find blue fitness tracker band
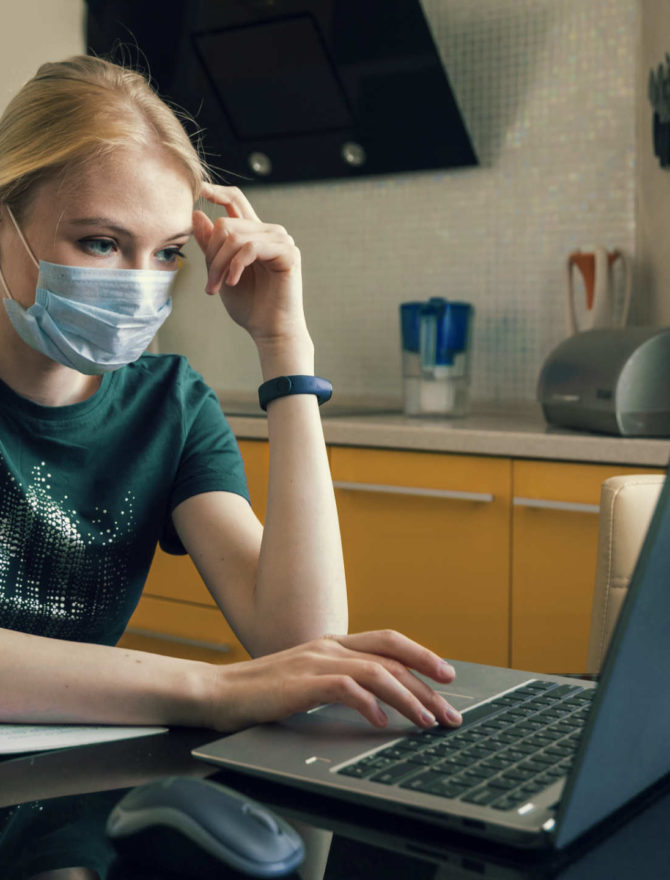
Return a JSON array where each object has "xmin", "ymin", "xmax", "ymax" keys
[{"xmin": 258, "ymin": 375, "xmax": 333, "ymax": 411}]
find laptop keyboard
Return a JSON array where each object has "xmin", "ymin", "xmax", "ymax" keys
[{"xmin": 336, "ymin": 681, "xmax": 595, "ymax": 811}]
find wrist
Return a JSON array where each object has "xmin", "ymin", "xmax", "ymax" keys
[
  {"xmin": 169, "ymin": 659, "xmax": 219, "ymax": 729},
  {"xmin": 256, "ymin": 333, "xmax": 315, "ymax": 381},
  {"xmin": 259, "ymin": 375, "xmax": 332, "ymax": 411}
]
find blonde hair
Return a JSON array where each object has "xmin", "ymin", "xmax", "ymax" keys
[{"xmin": 0, "ymin": 55, "xmax": 208, "ymax": 215}]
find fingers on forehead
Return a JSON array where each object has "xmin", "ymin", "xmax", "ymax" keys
[{"xmin": 201, "ymin": 184, "xmax": 261, "ymax": 222}]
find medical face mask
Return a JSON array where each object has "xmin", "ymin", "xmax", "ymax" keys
[{"xmin": 0, "ymin": 206, "xmax": 175, "ymax": 375}]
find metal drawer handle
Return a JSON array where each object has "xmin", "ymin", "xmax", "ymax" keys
[
  {"xmin": 125, "ymin": 627, "xmax": 232, "ymax": 653},
  {"xmin": 513, "ymin": 497, "xmax": 600, "ymax": 514},
  {"xmin": 333, "ymin": 480, "xmax": 494, "ymax": 503}
]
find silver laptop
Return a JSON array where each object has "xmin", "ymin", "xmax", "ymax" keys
[{"xmin": 193, "ymin": 468, "xmax": 670, "ymax": 851}]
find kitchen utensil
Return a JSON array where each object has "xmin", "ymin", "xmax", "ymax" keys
[
  {"xmin": 566, "ymin": 246, "xmax": 632, "ymax": 335},
  {"xmin": 538, "ymin": 326, "xmax": 670, "ymax": 436},
  {"xmin": 399, "ymin": 297, "xmax": 474, "ymax": 416}
]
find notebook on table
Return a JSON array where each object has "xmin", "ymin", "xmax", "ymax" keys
[{"xmin": 193, "ymin": 467, "xmax": 670, "ymax": 851}]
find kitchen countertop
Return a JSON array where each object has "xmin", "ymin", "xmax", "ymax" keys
[{"xmin": 218, "ymin": 394, "xmax": 670, "ymax": 467}]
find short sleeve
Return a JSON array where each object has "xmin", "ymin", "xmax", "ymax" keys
[{"xmin": 159, "ymin": 371, "xmax": 250, "ymax": 555}]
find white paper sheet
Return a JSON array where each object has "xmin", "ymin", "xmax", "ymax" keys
[{"xmin": 0, "ymin": 723, "xmax": 168, "ymax": 754}]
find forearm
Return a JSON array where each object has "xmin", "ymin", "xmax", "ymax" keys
[
  {"xmin": 192, "ymin": 191, "xmax": 347, "ymax": 653},
  {"xmin": 0, "ymin": 627, "xmax": 463, "ymax": 733},
  {"xmin": 251, "ymin": 336, "xmax": 348, "ymax": 654},
  {"xmin": 0, "ymin": 627, "xmax": 212, "ymax": 726}
]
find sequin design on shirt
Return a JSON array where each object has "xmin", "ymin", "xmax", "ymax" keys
[{"xmin": 0, "ymin": 460, "xmax": 135, "ymax": 641}]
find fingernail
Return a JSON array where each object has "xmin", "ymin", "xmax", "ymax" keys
[
  {"xmin": 446, "ymin": 707, "xmax": 462, "ymax": 725},
  {"xmin": 421, "ymin": 710, "xmax": 437, "ymax": 727},
  {"xmin": 440, "ymin": 662, "xmax": 455, "ymax": 679},
  {"xmin": 377, "ymin": 707, "xmax": 388, "ymax": 726}
]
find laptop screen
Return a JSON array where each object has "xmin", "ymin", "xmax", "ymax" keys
[{"xmin": 555, "ymin": 470, "xmax": 670, "ymax": 848}]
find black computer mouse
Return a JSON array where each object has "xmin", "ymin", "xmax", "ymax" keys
[{"xmin": 106, "ymin": 775, "xmax": 305, "ymax": 878}]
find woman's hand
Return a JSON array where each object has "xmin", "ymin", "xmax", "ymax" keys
[
  {"xmin": 203, "ymin": 630, "xmax": 464, "ymax": 733},
  {"xmin": 192, "ymin": 183, "xmax": 309, "ymax": 355}
]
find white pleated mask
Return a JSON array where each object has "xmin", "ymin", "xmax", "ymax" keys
[{"xmin": 0, "ymin": 206, "xmax": 175, "ymax": 375}]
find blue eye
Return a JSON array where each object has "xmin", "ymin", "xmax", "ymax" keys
[
  {"xmin": 81, "ymin": 238, "xmax": 116, "ymax": 257},
  {"xmin": 156, "ymin": 247, "xmax": 186, "ymax": 266}
]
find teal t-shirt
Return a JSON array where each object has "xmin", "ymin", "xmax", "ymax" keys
[{"xmin": 0, "ymin": 354, "xmax": 249, "ymax": 646}]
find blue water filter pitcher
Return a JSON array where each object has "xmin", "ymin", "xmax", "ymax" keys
[{"xmin": 399, "ymin": 298, "xmax": 474, "ymax": 416}]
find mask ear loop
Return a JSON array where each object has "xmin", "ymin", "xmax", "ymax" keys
[
  {"xmin": 0, "ymin": 203, "xmax": 40, "ymax": 300},
  {"xmin": 0, "ymin": 267, "xmax": 11, "ymax": 300},
  {"xmin": 5, "ymin": 205, "xmax": 40, "ymax": 269}
]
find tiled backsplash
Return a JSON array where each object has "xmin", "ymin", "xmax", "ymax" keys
[{"xmin": 159, "ymin": 0, "xmax": 636, "ymax": 404}]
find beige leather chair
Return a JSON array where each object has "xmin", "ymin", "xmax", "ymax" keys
[{"xmin": 586, "ymin": 473, "xmax": 665, "ymax": 674}]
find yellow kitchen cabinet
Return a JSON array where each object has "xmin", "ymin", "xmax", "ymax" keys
[
  {"xmin": 119, "ymin": 439, "xmax": 269, "ymax": 661},
  {"xmin": 122, "ymin": 434, "xmax": 664, "ymax": 673},
  {"xmin": 511, "ymin": 459, "xmax": 664, "ymax": 674},
  {"xmin": 331, "ymin": 446, "xmax": 512, "ymax": 666},
  {"xmin": 120, "ymin": 553, "xmax": 251, "ymax": 663}
]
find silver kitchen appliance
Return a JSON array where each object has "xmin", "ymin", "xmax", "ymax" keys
[{"xmin": 537, "ymin": 327, "xmax": 670, "ymax": 436}]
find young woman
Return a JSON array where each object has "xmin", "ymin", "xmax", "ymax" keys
[{"xmin": 0, "ymin": 55, "xmax": 462, "ymax": 734}]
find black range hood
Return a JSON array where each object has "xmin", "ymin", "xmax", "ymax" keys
[{"xmin": 86, "ymin": 0, "xmax": 478, "ymax": 185}]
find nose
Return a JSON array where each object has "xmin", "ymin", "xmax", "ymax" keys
[{"xmin": 124, "ymin": 252, "xmax": 155, "ymax": 271}]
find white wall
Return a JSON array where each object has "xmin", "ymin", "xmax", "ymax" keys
[
  {"xmin": 0, "ymin": 0, "xmax": 84, "ymax": 114},
  {"xmin": 159, "ymin": 0, "xmax": 638, "ymax": 404},
  {"xmin": 0, "ymin": 1, "xmax": 643, "ymax": 405}
]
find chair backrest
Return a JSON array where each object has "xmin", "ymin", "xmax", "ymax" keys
[{"xmin": 586, "ymin": 474, "xmax": 665, "ymax": 674}]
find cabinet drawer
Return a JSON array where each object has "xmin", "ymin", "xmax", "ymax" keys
[
  {"xmin": 126, "ymin": 595, "xmax": 250, "ymax": 661},
  {"xmin": 144, "ymin": 548, "xmax": 216, "ymax": 605},
  {"xmin": 331, "ymin": 447, "xmax": 512, "ymax": 666},
  {"xmin": 117, "ymin": 630, "xmax": 239, "ymax": 664},
  {"xmin": 138, "ymin": 550, "xmax": 247, "ymax": 660},
  {"xmin": 512, "ymin": 460, "xmax": 650, "ymax": 507},
  {"xmin": 331, "ymin": 446, "xmax": 507, "ymax": 496},
  {"xmin": 511, "ymin": 460, "xmax": 663, "ymax": 673}
]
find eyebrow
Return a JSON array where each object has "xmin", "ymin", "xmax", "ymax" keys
[{"xmin": 65, "ymin": 217, "xmax": 193, "ymax": 239}]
